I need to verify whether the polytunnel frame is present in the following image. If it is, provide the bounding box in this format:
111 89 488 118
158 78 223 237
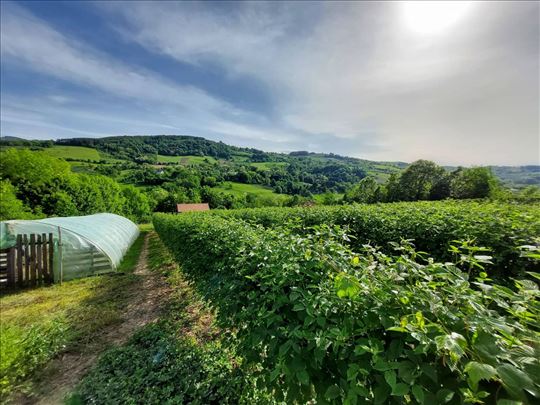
55 225 114 283
0 213 140 283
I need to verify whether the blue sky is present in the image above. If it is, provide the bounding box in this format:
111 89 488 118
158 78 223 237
1 1 538 165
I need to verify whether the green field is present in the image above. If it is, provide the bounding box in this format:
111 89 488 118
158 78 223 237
156 155 218 164
249 162 288 170
214 181 288 200
41 146 102 161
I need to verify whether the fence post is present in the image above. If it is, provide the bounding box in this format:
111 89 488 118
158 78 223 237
58 227 63 284
30 234 37 286
41 233 48 284
23 234 30 286
17 235 23 287
36 234 43 284
48 233 54 283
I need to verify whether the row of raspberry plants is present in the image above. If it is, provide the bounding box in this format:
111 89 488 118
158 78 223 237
211 200 540 280
154 212 539 404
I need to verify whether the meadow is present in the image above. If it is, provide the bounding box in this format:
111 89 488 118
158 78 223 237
156 154 218 164
41 145 102 161
214 181 290 201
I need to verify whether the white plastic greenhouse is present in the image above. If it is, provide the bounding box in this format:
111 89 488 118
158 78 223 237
0 213 139 282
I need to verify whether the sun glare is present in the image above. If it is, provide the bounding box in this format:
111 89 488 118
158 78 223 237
402 1 473 35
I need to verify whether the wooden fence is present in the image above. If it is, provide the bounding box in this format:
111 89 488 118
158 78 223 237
0 233 54 289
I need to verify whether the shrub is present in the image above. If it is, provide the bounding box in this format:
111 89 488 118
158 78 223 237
211 200 540 280
154 213 540 404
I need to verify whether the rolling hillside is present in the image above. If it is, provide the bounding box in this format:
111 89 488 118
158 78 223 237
1 135 538 190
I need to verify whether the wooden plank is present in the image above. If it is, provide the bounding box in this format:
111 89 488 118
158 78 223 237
42 233 49 284
48 233 54 283
36 234 43 284
23 234 30 286
17 235 23 287
30 234 37 286
6 248 15 287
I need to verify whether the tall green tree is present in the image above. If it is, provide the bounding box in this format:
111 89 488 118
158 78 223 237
344 177 381 203
450 167 499 199
0 180 34 221
397 160 447 201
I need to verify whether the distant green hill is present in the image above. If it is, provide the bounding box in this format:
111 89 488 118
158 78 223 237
2 134 538 188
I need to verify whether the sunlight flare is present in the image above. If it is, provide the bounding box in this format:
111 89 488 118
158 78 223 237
401 1 473 34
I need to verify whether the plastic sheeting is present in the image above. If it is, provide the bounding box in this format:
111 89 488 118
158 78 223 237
0 213 139 281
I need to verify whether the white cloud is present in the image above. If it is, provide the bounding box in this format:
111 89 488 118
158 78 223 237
0 2 239 118
103 1 539 165
1 1 538 165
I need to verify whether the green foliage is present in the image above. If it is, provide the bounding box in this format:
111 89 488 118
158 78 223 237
0 149 151 222
344 161 509 204
0 275 140 400
57 136 372 195
0 180 34 221
518 185 540 202
391 160 447 201
72 324 248 405
121 185 152 222
41 145 102 161
71 231 269 405
450 167 499 199
344 176 382 203
213 200 540 280
154 213 540 404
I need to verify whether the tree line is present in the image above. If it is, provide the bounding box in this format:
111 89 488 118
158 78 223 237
0 149 151 222
1 149 537 223
341 159 539 204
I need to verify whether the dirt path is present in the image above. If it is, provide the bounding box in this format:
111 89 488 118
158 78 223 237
20 233 171 405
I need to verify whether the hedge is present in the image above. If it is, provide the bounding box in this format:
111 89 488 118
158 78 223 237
211 200 540 280
154 212 540 404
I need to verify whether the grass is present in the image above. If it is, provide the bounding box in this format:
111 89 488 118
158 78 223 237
156 155 217 164
0 231 147 401
116 231 146 273
41 146 101 161
249 162 287 170
213 182 288 200
67 232 264 404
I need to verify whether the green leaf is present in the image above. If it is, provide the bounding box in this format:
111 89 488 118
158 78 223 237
412 385 424 404
384 370 396 389
435 332 467 358
373 383 390 405
325 384 341 400
497 364 535 395
296 370 310 386
335 272 360 299
290 357 305 372
392 383 409 396
464 361 497 390
279 341 292 357
373 360 394 371
497 400 523 405
436 388 455 403
420 363 437 383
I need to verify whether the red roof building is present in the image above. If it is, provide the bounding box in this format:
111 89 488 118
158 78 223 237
176 203 210 213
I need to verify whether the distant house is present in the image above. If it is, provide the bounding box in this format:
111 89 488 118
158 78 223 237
176 203 210 213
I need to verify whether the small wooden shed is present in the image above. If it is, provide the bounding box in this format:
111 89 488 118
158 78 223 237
176 203 210 213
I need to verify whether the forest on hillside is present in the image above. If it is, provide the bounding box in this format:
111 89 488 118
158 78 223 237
1 136 539 223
